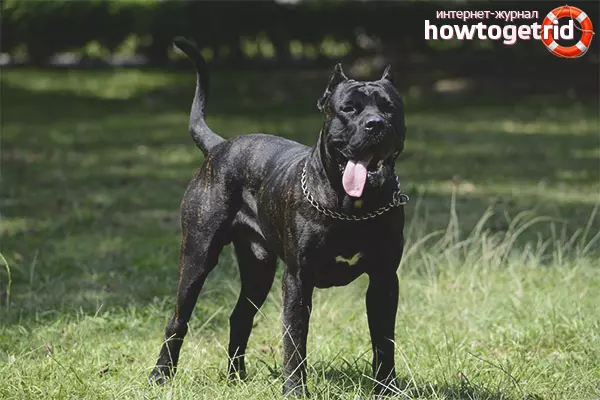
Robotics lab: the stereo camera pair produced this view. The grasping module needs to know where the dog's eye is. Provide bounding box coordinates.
[380,102,395,112]
[341,105,355,113]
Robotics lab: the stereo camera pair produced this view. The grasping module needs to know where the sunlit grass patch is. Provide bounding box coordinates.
[1,205,599,399]
[2,69,188,100]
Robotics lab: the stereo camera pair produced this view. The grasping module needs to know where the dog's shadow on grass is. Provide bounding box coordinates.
[314,364,540,400]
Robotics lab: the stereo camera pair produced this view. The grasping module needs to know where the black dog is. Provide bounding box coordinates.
[149,37,408,397]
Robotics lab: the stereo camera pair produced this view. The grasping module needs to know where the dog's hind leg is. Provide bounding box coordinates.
[149,185,235,384]
[227,226,277,379]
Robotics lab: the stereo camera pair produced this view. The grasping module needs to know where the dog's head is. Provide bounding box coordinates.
[317,64,405,198]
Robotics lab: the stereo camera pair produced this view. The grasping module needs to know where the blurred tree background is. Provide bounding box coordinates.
[2,0,598,96]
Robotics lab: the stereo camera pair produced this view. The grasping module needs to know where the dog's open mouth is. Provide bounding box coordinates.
[340,155,385,198]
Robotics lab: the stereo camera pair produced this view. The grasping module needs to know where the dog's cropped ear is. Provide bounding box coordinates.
[381,65,394,84]
[317,63,348,112]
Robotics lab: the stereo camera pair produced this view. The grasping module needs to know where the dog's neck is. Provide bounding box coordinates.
[314,129,342,192]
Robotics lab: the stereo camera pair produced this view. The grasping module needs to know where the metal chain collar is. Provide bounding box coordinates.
[301,162,409,221]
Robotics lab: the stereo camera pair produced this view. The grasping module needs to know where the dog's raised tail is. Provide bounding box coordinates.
[173,37,224,155]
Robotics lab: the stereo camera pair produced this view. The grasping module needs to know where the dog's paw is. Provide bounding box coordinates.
[373,378,400,399]
[227,368,248,382]
[148,366,173,386]
[282,380,310,398]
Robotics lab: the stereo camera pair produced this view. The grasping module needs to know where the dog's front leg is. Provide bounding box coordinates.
[366,272,399,397]
[281,268,314,397]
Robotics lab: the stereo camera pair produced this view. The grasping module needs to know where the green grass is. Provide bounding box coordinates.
[1,68,599,399]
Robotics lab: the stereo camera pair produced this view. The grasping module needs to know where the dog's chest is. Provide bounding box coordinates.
[306,224,395,288]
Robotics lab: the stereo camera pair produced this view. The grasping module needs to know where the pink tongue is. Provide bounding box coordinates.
[342,157,371,197]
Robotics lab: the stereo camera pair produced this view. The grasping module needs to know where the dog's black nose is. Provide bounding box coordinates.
[365,117,385,133]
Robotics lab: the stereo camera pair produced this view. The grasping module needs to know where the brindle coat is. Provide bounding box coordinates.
[149,37,407,398]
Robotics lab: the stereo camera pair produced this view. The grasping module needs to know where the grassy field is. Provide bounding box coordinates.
[1,67,599,399]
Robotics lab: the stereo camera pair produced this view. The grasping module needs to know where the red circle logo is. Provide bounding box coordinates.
[541,5,595,58]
